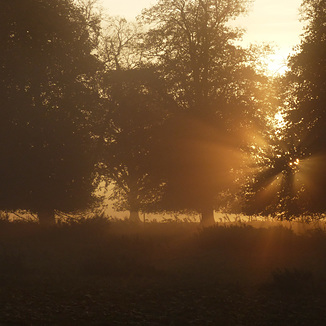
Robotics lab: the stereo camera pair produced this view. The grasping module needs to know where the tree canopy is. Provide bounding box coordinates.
[98,68,175,221]
[140,0,254,112]
[1,0,325,225]
[135,0,267,224]
[0,0,101,223]
[241,0,326,220]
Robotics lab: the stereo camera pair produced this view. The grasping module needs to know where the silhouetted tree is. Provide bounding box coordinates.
[151,113,245,225]
[139,0,267,225]
[242,0,326,220]
[0,0,101,224]
[99,16,143,71]
[99,68,175,222]
[241,131,307,220]
[286,0,325,155]
[284,0,326,216]
[97,15,175,221]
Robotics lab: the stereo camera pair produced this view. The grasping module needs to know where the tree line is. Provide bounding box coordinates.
[0,0,325,225]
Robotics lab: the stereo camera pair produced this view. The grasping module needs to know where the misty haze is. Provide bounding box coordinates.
[0,0,325,324]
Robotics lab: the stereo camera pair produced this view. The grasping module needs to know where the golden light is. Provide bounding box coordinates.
[264,110,288,141]
[274,112,286,129]
[264,53,289,76]
[256,173,283,202]
[288,158,300,168]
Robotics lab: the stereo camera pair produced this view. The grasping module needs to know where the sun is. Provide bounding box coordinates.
[265,53,289,76]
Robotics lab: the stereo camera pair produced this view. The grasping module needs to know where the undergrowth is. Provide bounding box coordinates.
[0,218,326,325]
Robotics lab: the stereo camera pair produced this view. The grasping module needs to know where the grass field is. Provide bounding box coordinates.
[0,218,326,325]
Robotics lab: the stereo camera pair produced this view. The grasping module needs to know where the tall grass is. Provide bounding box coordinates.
[1,218,326,283]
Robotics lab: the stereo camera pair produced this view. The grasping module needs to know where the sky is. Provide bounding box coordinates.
[234,0,305,74]
[100,0,305,75]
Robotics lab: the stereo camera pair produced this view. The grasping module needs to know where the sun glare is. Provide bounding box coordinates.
[289,158,300,167]
[265,53,289,76]
[268,111,287,139]
[274,112,286,129]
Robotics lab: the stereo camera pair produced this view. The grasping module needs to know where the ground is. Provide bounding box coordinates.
[0,219,326,325]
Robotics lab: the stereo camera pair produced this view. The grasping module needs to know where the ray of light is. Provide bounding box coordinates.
[254,172,283,204]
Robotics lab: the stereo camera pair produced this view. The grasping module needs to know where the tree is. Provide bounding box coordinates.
[141,0,256,110]
[96,14,173,222]
[139,0,266,225]
[242,0,326,220]
[99,16,143,71]
[99,68,175,222]
[284,0,326,217]
[0,0,101,224]
[286,0,325,154]
[241,129,306,220]
[151,112,245,225]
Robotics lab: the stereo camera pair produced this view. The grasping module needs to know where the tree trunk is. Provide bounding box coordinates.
[129,210,141,223]
[200,208,215,227]
[38,209,56,226]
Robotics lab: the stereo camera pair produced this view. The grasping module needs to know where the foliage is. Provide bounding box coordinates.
[0,0,101,221]
[98,68,176,217]
[99,16,143,71]
[151,113,244,215]
[241,0,326,220]
[285,0,326,154]
[1,0,324,223]
[283,0,326,216]
[140,0,259,116]
[241,132,308,220]
[137,0,268,223]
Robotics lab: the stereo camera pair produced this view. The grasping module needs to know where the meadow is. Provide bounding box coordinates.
[0,218,326,325]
